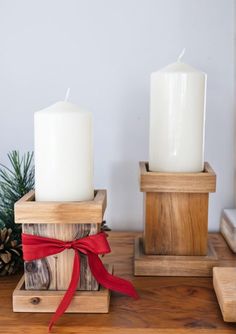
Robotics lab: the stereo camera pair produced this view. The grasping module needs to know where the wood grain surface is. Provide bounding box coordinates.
[15,190,107,291]
[140,162,215,256]
[1,232,236,334]
[22,223,99,291]
[14,190,107,224]
[213,267,236,322]
[143,192,209,255]
[13,265,112,313]
[134,236,219,276]
[140,161,216,193]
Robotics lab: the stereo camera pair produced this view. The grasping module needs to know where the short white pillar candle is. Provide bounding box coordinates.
[34,100,94,201]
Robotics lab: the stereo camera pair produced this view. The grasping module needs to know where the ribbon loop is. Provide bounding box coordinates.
[22,232,138,331]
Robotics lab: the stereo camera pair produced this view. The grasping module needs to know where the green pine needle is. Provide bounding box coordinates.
[0,151,34,239]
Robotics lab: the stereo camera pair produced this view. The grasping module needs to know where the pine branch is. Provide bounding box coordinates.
[0,151,34,239]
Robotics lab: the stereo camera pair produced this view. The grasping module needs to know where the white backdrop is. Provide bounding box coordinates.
[0,0,235,230]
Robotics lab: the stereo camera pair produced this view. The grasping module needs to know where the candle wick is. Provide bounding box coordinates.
[177,48,186,62]
[64,88,71,102]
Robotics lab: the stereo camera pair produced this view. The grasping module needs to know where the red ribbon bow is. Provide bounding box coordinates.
[22,232,138,331]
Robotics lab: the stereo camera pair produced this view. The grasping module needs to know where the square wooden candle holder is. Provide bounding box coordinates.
[13,189,111,313]
[139,161,216,256]
[133,162,228,277]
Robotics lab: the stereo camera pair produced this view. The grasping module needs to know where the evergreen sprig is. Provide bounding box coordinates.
[0,151,34,239]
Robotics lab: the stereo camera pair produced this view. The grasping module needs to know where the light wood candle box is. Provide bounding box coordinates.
[220,209,236,253]
[139,161,216,256]
[213,267,236,322]
[14,190,107,291]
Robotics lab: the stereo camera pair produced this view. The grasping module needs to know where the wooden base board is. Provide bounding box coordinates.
[134,237,220,277]
[213,267,236,322]
[13,265,112,313]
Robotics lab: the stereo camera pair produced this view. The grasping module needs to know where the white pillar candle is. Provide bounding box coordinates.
[149,52,206,172]
[34,100,94,201]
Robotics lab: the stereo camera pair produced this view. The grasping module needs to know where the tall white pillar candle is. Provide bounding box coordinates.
[34,101,94,201]
[149,55,206,172]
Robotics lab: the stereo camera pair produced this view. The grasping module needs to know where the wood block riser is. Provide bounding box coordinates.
[144,192,209,255]
[139,162,216,256]
[23,223,99,291]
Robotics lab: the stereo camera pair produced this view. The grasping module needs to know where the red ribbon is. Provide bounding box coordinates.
[22,232,138,331]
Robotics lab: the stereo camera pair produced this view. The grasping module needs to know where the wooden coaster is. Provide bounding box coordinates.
[13,264,112,313]
[220,209,236,253]
[134,237,219,277]
[213,267,236,322]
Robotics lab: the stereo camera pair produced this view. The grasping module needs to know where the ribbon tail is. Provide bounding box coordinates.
[88,253,139,299]
[48,251,81,332]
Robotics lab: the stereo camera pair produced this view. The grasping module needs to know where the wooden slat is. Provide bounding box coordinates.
[140,161,216,193]
[213,267,236,322]
[13,265,112,313]
[134,236,219,277]
[14,189,107,224]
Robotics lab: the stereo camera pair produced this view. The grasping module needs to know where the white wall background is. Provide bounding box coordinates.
[0,0,235,230]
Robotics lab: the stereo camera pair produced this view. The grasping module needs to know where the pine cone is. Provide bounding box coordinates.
[0,227,23,276]
[101,220,111,232]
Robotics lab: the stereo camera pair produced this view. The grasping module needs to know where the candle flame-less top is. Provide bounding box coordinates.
[36,101,89,115]
[156,61,206,74]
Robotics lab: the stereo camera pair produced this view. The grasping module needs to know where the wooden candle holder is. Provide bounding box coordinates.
[133,162,232,277]
[13,189,111,313]
[139,161,216,256]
